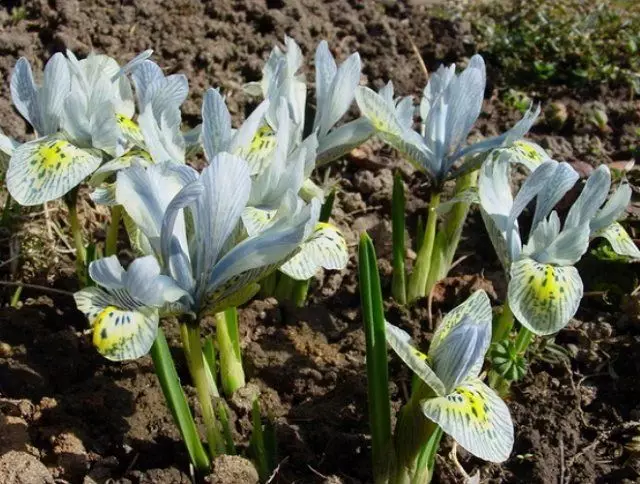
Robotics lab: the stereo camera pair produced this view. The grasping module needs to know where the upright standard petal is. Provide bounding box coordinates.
[202,88,233,161]
[193,153,251,288]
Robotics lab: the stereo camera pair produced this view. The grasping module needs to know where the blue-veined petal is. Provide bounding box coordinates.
[202,88,233,161]
[116,162,196,253]
[193,153,251,288]
[505,160,558,261]
[316,51,361,137]
[39,53,72,136]
[420,378,513,463]
[7,135,102,206]
[440,55,485,174]
[279,222,349,280]
[428,290,492,386]
[316,118,374,167]
[593,222,640,259]
[206,196,318,307]
[508,258,583,335]
[565,165,611,230]
[123,255,191,306]
[313,40,337,130]
[478,152,515,266]
[11,57,40,132]
[384,322,447,397]
[160,181,203,291]
[531,162,578,229]
[591,183,632,233]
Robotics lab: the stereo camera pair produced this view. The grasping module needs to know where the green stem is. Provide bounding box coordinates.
[150,328,210,473]
[66,195,87,286]
[260,272,277,298]
[291,279,310,307]
[407,192,441,302]
[391,384,441,484]
[274,274,295,302]
[105,205,123,257]
[216,308,245,395]
[359,234,393,483]
[391,171,407,304]
[184,323,225,458]
[424,171,477,294]
[514,327,534,355]
[1,194,13,227]
[492,301,514,344]
[10,286,22,308]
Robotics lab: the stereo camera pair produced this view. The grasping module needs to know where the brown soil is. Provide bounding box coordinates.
[1,0,640,483]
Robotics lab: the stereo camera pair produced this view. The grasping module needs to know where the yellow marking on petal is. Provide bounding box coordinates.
[508,258,582,335]
[36,140,74,171]
[452,386,490,428]
[116,113,144,146]
[91,304,157,361]
[237,123,278,174]
[411,347,429,361]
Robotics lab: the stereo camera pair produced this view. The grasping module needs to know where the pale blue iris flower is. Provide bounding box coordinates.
[355,55,541,185]
[479,153,638,336]
[6,50,151,205]
[386,291,514,462]
[75,153,319,360]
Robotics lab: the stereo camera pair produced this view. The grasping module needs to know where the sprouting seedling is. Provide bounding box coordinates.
[479,153,639,393]
[355,54,542,303]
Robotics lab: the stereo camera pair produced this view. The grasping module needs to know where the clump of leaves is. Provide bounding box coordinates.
[468,0,640,93]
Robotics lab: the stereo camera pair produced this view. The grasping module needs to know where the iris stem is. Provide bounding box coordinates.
[424,171,477,295]
[514,327,534,355]
[391,171,407,304]
[216,307,245,396]
[105,205,122,257]
[66,194,87,286]
[184,323,225,459]
[407,192,441,303]
[492,301,514,344]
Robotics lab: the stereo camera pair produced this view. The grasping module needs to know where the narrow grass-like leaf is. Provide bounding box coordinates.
[320,188,337,222]
[250,398,274,482]
[203,336,220,398]
[150,328,210,472]
[358,233,392,483]
[391,171,407,304]
[217,400,236,455]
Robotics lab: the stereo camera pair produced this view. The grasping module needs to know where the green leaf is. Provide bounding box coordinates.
[391,171,407,304]
[150,328,210,472]
[358,233,392,482]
